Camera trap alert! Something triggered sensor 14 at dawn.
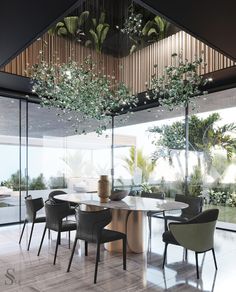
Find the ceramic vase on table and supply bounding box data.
[98,175,110,203]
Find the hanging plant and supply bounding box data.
[30,55,137,134]
[48,11,89,42]
[85,12,110,53]
[148,53,209,110]
[119,4,170,54]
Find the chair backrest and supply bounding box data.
[44,200,70,231]
[25,197,44,222]
[175,194,203,219]
[76,207,112,242]
[48,190,67,203]
[141,192,165,200]
[169,209,219,252]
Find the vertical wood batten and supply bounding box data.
[1,31,235,95]
[118,31,235,94]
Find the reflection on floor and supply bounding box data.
[0,219,235,291]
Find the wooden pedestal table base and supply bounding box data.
[106,210,146,253]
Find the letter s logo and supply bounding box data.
[5,268,15,285]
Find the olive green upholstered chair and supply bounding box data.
[162,209,219,279]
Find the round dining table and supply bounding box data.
[54,193,188,253]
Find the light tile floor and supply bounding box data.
[0,219,235,291]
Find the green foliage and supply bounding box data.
[49,176,67,189]
[120,4,170,54]
[1,170,27,191]
[87,12,109,53]
[149,121,185,150]
[149,53,208,110]
[208,189,229,206]
[153,16,169,40]
[227,193,236,207]
[149,113,236,167]
[29,173,46,190]
[48,11,109,53]
[212,154,231,176]
[122,146,156,183]
[141,182,152,193]
[48,12,89,41]
[188,166,203,196]
[31,56,136,135]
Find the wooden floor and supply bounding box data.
[0,220,235,291]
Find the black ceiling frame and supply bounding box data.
[0,0,83,69]
[133,0,236,62]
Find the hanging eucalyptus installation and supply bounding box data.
[30,55,137,134]
[149,53,208,110]
[119,4,170,54]
[148,53,210,193]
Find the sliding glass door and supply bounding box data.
[0,97,27,224]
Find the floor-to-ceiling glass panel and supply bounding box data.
[0,97,21,224]
[190,88,236,229]
[114,107,186,197]
[27,103,112,202]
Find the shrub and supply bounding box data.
[208,189,230,206]
[49,176,67,189]
[227,193,236,207]
[29,173,46,190]
[1,170,27,191]
[188,166,203,197]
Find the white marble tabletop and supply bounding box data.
[54,193,188,212]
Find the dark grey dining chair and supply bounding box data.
[37,200,76,264]
[19,196,46,250]
[164,194,204,231]
[48,190,75,214]
[67,207,127,284]
[141,192,165,237]
[162,209,219,279]
[48,190,67,202]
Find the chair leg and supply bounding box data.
[85,241,88,256]
[148,216,152,239]
[123,237,127,270]
[195,252,199,279]
[37,226,47,256]
[19,220,27,244]
[162,243,168,269]
[67,238,78,272]
[212,248,218,270]
[53,232,60,265]
[48,229,50,240]
[94,242,100,284]
[58,232,61,245]
[27,222,35,251]
[164,219,168,231]
[185,248,188,261]
[68,231,70,249]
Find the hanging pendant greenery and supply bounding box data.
[148,53,209,110]
[30,55,137,134]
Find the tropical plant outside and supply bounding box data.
[149,113,236,170]
[148,113,236,200]
[122,146,156,184]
